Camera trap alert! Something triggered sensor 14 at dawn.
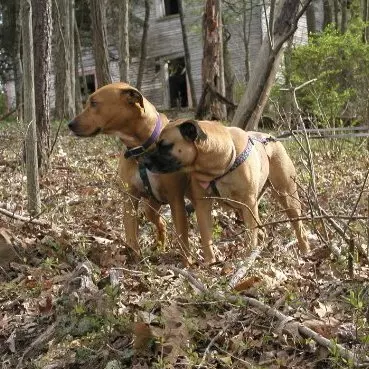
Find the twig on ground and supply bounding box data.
[0,207,48,226]
[167,266,369,367]
[16,321,58,369]
[197,324,230,368]
[343,167,369,235]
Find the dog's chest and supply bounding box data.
[131,170,165,203]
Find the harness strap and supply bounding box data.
[124,114,162,159]
[138,163,165,205]
[209,135,275,197]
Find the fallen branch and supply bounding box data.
[0,107,17,121]
[16,320,58,369]
[168,266,369,367]
[0,207,48,226]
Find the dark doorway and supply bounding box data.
[164,0,179,16]
[168,57,188,108]
[79,74,96,104]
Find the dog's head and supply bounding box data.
[68,82,146,137]
[143,119,207,173]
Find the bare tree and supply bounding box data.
[90,0,111,88]
[196,0,226,120]
[119,0,130,82]
[340,0,348,34]
[32,0,52,173]
[178,0,197,108]
[14,0,23,119]
[136,0,150,90]
[21,0,41,215]
[364,0,369,43]
[231,0,312,130]
[53,0,75,119]
[74,18,88,106]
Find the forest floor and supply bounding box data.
[0,119,369,369]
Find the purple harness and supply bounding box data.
[124,114,162,159]
[210,136,275,196]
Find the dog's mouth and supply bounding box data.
[70,127,102,137]
[142,153,182,174]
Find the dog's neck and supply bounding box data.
[118,105,164,149]
[191,142,236,183]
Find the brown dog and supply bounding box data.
[68,82,191,264]
[144,119,310,263]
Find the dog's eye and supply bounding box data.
[157,140,173,153]
[90,100,98,108]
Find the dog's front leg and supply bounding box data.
[169,195,191,266]
[195,198,215,263]
[122,193,140,255]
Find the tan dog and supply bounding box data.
[144,119,310,263]
[68,82,191,264]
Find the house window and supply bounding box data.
[163,0,179,16]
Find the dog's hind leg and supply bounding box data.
[272,189,310,254]
[143,200,166,250]
[240,195,261,252]
[269,153,310,254]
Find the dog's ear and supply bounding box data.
[179,120,207,142]
[122,88,145,112]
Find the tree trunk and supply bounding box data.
[363,0,368,43]
[53,0,75,119]
[32,0,52,174]
[323,0,333,29]
[74,31,83,114]
[14,0,23,119]
[223,27,235,119]
[69,0,75,103]
[306,1,317,34]
[340,0,348,34]
[333,0,339,28]
[119,0,130,83]
[195,0,226,120]
[21,0,41,215]
[178,0,197,108]
[90,0,112,88]
[136,0,150,90]
[74,18,88,102]
[231,0,312,130]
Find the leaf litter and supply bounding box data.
[0,124,369,368]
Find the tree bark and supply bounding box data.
[231,0,312,130]
[32,0,52,173]
[90,0,112,88]
[195,0,226,120]
[53,0,75,119]
[363,0,368,43]
[306,1,317,34]
[69,0,76,103]
[223,27,235,119]
[118,0,130,83]
[14,0,23,119]
[340,0,348,34]
[136,0,150,90]
[323,0,333,29]
[21,0,41,215]
[178,0,197,108]
[74,18,88,102]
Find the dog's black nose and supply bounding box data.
[68,119,77,131]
